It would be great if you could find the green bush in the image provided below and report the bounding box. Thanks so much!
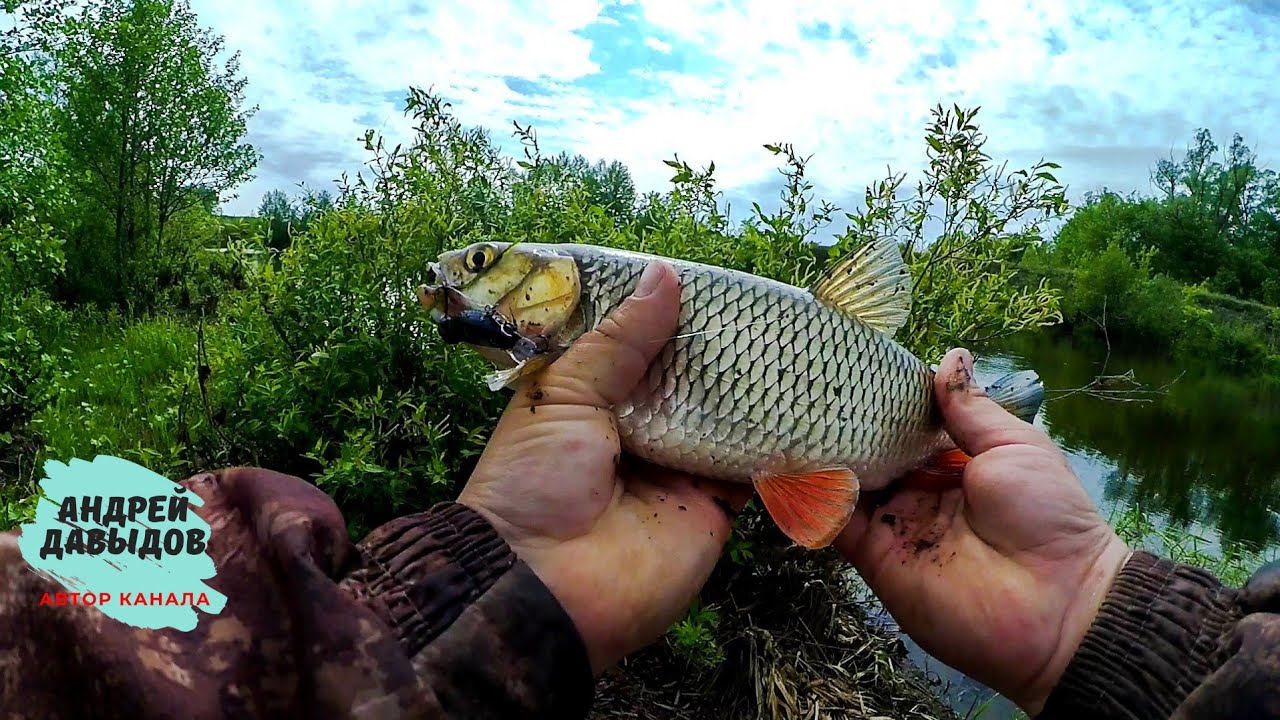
[1060,241,1192,346]
[0,291,72,432]
[1051,239,1280,375]
[1130,276,1193,346]
[1177,317,1272,373]
[204,204,507,534]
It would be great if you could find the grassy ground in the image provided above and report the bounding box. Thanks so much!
[590,516,956,720]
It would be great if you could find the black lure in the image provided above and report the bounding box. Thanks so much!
[436,308,521,350]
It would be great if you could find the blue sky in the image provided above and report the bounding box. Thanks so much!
[189,0,1280,231]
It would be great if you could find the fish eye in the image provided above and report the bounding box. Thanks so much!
[465,244,495,272]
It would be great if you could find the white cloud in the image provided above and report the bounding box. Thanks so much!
[180,0,1279,229]
[188,0,604,213]
[562,0,1280,222]
[643,36,672,53]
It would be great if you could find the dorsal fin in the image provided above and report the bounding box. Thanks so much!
[810,235,913,336]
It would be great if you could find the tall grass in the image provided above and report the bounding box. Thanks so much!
[1109,505,1277,588]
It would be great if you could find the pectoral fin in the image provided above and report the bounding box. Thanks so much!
[901,448,971,491]
[752,467,860,549]
[484,354,553,391]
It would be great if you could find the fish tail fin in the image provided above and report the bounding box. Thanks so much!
[984,369,1045,424]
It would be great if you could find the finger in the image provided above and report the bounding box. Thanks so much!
[935,348,1061,458]
[533,261,681,409]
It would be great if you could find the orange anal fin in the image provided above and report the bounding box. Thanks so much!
[901,449,972,492]
[752,467,859,550]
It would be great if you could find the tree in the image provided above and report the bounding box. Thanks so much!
[1112,129,1280,298]
[1152,130,1278,245]
[0,1,75,430]
[257,188,297,249]
[46,0,258,305]
[295,187,334,234]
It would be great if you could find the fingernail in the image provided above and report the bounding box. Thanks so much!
[959,349,975,380]
[634,262,665,298]
[948,348,977,391]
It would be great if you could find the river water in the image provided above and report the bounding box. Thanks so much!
[865,329,1280,718]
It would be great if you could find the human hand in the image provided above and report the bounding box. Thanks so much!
[836,348,1132,714]
[456,261,750,675]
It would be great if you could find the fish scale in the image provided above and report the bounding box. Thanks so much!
[423,239,1044,548]
[568,245,947,490]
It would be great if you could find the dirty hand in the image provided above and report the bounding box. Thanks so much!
[457,261,749,676]
[836,348,1132,715]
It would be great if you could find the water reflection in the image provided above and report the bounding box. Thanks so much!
[990,330,1280,552]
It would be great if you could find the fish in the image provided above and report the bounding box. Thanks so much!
[415,238,1044,550]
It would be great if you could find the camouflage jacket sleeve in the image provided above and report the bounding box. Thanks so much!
[0,467,595,720]
[1039,550,1280,719]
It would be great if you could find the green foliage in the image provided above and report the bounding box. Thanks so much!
[841,105,1069,361]
[1060,242,1189,345]
[1111,505,1274,589]
[255,186,334,250]
[26,0,259,308]
[1047,128,1280,310]
[0,292,72,432]
[667,599,726,669]
[206,202,506,534]
[257,189,297,249]
[1034,127,1280,376]
[1050,238,1280,375]
[1,6,73,430]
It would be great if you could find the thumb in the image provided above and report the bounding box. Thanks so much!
[934,348,1062,458]
[534,261,681,409]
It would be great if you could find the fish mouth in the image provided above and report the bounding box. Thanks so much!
[415,264,547,361]
[415,261,469,319]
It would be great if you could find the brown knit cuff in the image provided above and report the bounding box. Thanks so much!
[1039,551,1242,719]
[345,501,517,656]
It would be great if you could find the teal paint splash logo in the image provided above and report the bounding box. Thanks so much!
[16,456,227,631]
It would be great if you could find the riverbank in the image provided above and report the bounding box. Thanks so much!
[1015,255,1280,381]
[588,528,956,720]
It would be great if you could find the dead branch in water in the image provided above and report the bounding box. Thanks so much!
[1047,297,1184,404]
[1048,368,1185,404]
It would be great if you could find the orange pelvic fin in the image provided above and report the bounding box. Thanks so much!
[901,448,972,492]
[752,467,859,550]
